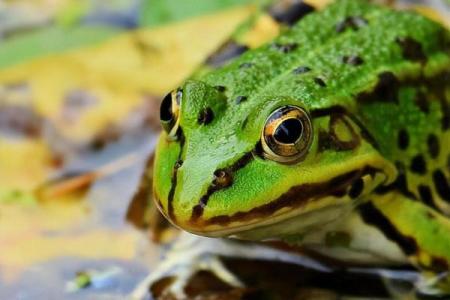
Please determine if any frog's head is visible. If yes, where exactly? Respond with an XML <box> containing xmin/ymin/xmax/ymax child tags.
<box><xmin>153</xmin><ymin>80</ymin><xmax>396</xmax><ymax>240</ymax></box>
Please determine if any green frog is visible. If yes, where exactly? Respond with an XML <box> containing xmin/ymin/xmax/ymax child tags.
<box><xmin>135</xmin><ymin>0</ymin><xmax>450</xmax><ymax>298</ymax></box>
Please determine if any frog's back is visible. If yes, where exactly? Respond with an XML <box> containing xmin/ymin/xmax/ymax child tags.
<box><xmin>203</xmin><ymin>0</ymin><xmax>450</xmax><ymax>215</ymax></box>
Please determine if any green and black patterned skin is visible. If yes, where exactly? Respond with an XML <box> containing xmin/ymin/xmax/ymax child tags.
<box><xmin>153</xmin><ymin>0</ymin><xmax>450</xmax><ymax>289</ymax></box>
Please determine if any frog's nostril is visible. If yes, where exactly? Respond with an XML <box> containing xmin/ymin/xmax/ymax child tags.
<box><xmin>213</xmin><ymin>170</ymin><xmax>233</xmax><ymax>188</ymax></box>
<box><xmin>197</xmin><ymin>107</ymin><xmax>214</xmax><ymax>125</ymax></box>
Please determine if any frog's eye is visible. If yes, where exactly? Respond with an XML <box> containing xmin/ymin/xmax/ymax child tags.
<box><xmin>160</xmin><ymin>88</ymin><xmax>182</xmax><ymax>139</ymax></box>
<box><xmin>261</xmin><ymin>105</ymin><xmax>313</xmax><ymax>164</ymax></box>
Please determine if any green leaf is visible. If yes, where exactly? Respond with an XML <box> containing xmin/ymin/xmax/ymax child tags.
<box><xmin>0</xmin><ymin>26</ymin><xmax>120</xmax><ymax>69</ymax></box>
<box><xmin>140</xmin><ymin>0</ymin><xmax>259</xmax><ymax>27</ymax></box>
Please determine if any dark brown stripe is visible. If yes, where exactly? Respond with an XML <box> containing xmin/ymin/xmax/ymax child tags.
<box><xmin>318</xmin><ymin>112</ymin><xmax>360</xmax><ymax>153</ymax></box>
<box><xmin>190</xmin><ymin>150</ymin><xmax>255</xmax><ymax>221</ymax></box>
<box><xmin>310</xmin><ymin>106</ymin><xmax>347</xmax><ymax>118</ymax></box>
<box><xmin>328</xmin><ymin>112</ymin><xmax>361</xmax><ymax>151</ymax></box>
<box><xmin>311</xmin><ymin>106</ymin><xmax>379</xmax><ymax>150</ymax></box>
<box><xmin>359</xmin><ymin>201</ymin><xmax>418</xmax><ymax>256</ymax></box>
<box><xmin>357</xmin><ymin>71</ymin><xmax>400</xmax><ymax>104</ymax></box>
<box><xmin>375</xmin><ymin>161</ymin><xmax>417</xmax><ymax>200</ymax></box>
<box><xmin>197</xmin><ymin>167</ymin><xmax>378</xmax><ymax>226</ymax></box>
<box><xmin>167</xmin><ymin>130</ymin><xmax>185</xmax><ymax>221</ymax></box>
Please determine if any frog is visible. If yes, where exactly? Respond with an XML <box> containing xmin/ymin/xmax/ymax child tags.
<box><xmin>133</xmin><ymin>0</ymin><xmax>450</xmax><ymax>298</ymax></box>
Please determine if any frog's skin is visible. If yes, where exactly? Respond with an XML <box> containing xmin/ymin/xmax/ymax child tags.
<box><xmin>150</xmin><ymin>0</ymin><xmax>450</xmax><ymax>296</ymax></box>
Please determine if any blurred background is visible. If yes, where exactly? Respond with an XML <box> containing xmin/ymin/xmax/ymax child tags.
<box><xmin>0</xmin><ymin>0</ymin><xmax>448</xmax><ymax>299</ymax></box>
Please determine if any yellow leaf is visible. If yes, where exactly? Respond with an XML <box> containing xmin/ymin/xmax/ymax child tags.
<box><xmin>0</xmin><ymin>137</ymin><xmax>52</xmax><ymax>191</ymax></box>
<box><xmin>0</xmin><ymin>5</ymin><xmax>256</xmax><ymax>142</ymax></box>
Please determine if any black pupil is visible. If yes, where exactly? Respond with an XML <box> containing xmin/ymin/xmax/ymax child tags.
<box><xmin>160</xmin><ymin>93</ymin><xmax>173</xmax><ymax>122</ymax></box>
<box><xmin>274</xmin><ymin>118</ymin><xmax>303</xmax><ymax>144</ymax></box>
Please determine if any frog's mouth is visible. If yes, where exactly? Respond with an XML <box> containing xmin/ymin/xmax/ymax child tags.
<box><xmin>176</xmin><ymin>163</ymin><xmax>392</xmax><ymax>239</ymax></box>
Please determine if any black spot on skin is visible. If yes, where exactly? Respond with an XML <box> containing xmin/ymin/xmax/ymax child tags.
<box><xmin>213</xmin><ymin>170</ymin><xmax>233</xmax><ymax>188</ymax></box>
<box><xmin>235</xmin><ymin>96</ymin><xmax>248</xmax><ymax>104</ymax></box>
<box><xmin>239</xmin><ymin>62</ymin><xmax>254</xmax><ymax>69</ymax></box>
<box><xmin>206</xmin><ymin>41</ymin><xmax>249</xmax><ymax>68</ymax></box>
<box><xmin>418</xmin><ymin>185</ymin><xmax>437</xmax><ymax>210</ymax></box>
<box><xmin>214</xmin><ymin>85</ymin><xmax>226</xmax><ymax>92</ymax></box>
<box><xmin>271</xmin><ymin>42</ymin><xmax>298</xmax><ymax>54</ymax></box>
<box><xmin>172</xmin><ymin>160</ymin><xmax>183</xmax><ymax>177</ymax></box>
<box><xmin>197</xmin><ymin>107</ymin><xmax>214</xmax><ymax>125</ymax></box>
<box><xmin>342</xmin><ymin>55</ymin><xmax>364</xmax><ymax>66</ymax></box>
<box><xmin>359</xmin><ymin>202</ymin><xmax>418</xmax><ymax>256</ymax></box>
<box><xmin>357</xmin><ymin>72</ymin><xmax>399</xmax><ymax>104</ymax></box>
<box><xmin>430</xmin><ymin>257</ymin><xmax>449</xmax><ymax>273</ymax></box>
<box><xmin>174</xmin><ymin>159</ymin><xmax>183</xmax><ymax>169</ymax></box>
<box><xmin>335</xmin><ymin>16</ymin><xmax>368</xmax><ymax>33</ymax></box>
<box><xmin>349</xmin><ymin>178</ymin><xmax>364</xmax><ymax>199</ymax></box>
<box><xmin>192</xmin><ymin>171</ymin><xmax>232</xmax><ymax>221</ymax></box>
<box><xmin>314</xmin><ymin>77</ymin><xmax>326</xmax><ymax>87</ymax></box>
<box><xmin>190</xmin><ymin>151</ymin><xmax>254</xmax><ymax>221</ymax></box>
<box><xmin>433</xmin><ymin>169</ymin><xmax>450</xmax><ymax>202</ymax></box>
<box><xmin>268</xmin><ymin>2</ymin><xmax>315</xmax><ymax>26</ymax></box>
<box><xmin>292</xmin><ymin>66</ymin><xmax>311</xmax><ymax>74</ymax></box>
<box><xmin>395</xmin><ymin>37</ymin><xmax>426</xmax><ymax>62</ymax></box>
<box><xmin>410</xmin><ymin>154</ymin><xmax>427</xmax><ymax>175</ymax></box>
<box><xmin>414</xmin><ymin>91</ymin><xmax>429</xmax><ymax>114</ymax></box>
<box><xmin>397</xmin><ymin>129</ymin><xmax>409</xmax><ymax>150</ymax></box>
<box><xmin>427</xmin><ymin>134</ymin><xmax>440</xmax><ymax>159</ymax></box>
